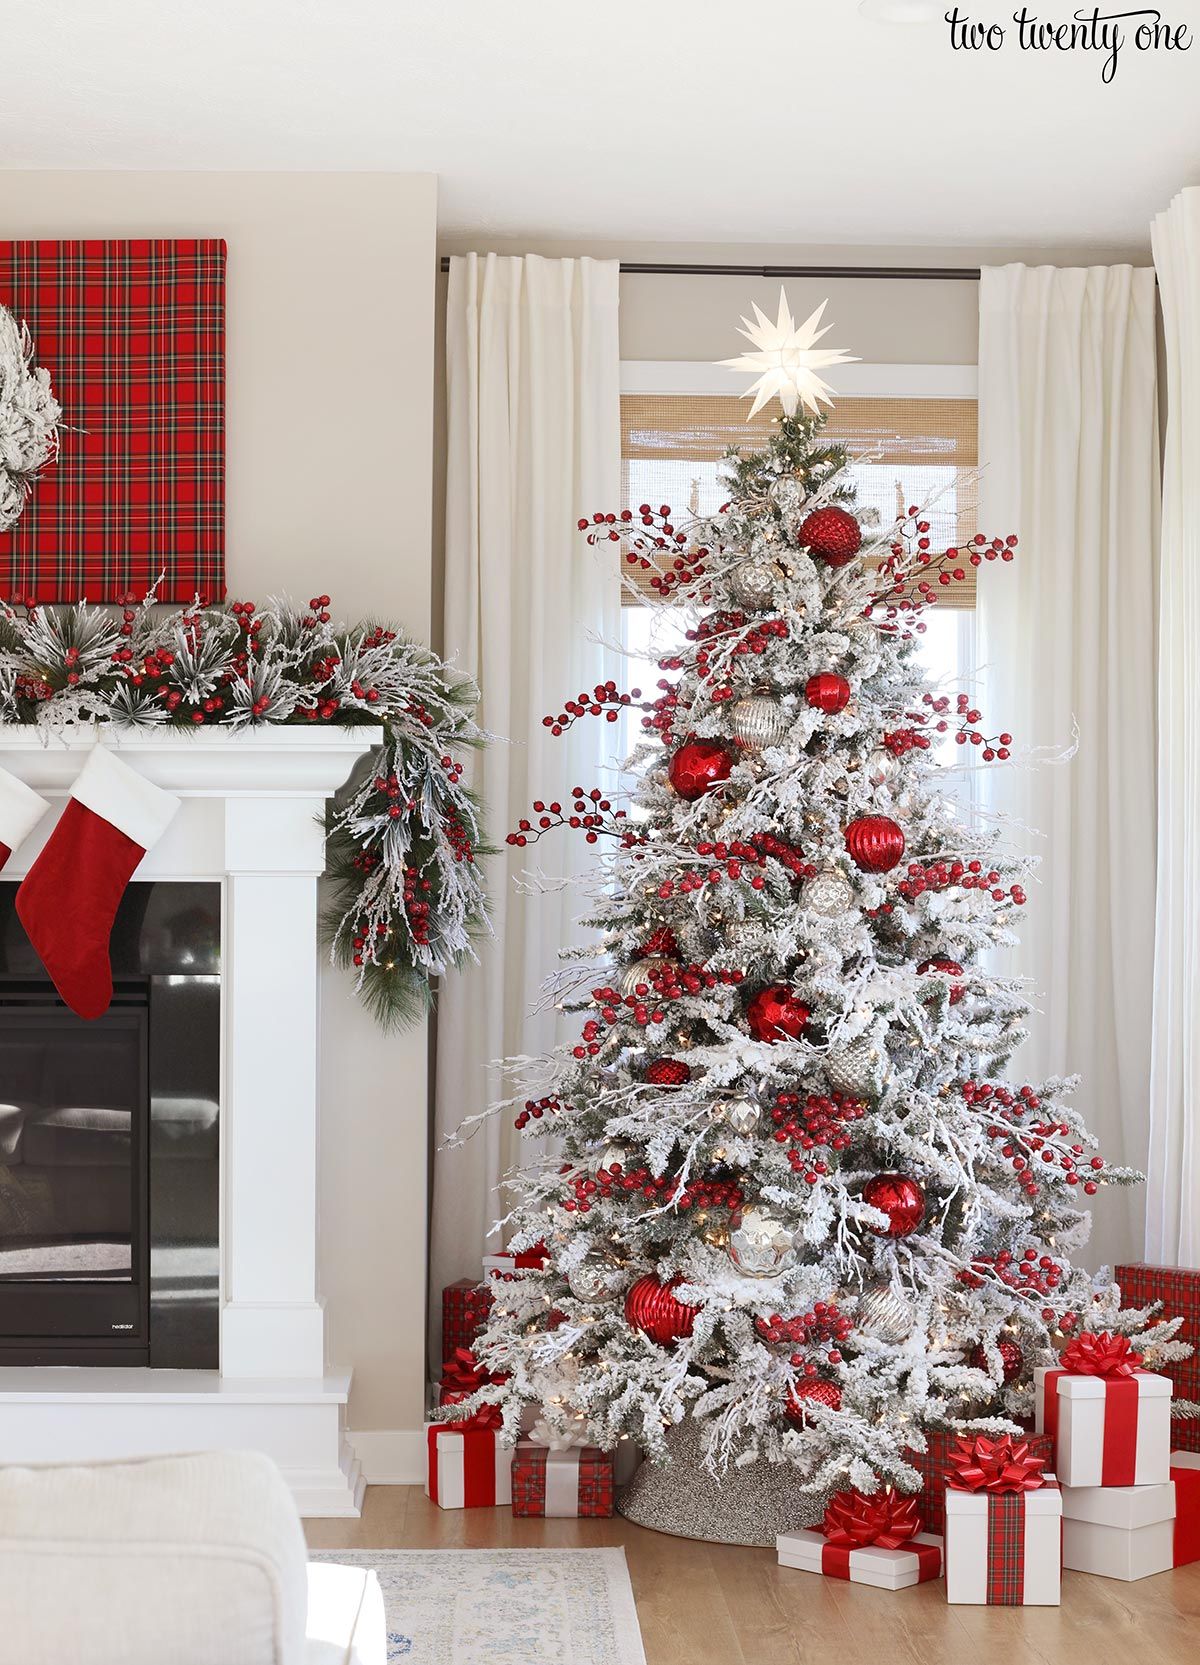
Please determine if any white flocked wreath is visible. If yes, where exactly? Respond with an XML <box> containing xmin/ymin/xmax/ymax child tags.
<box><xmin>0</xmin><ymin>301</ymin><xmax>62</xmax><ymax>532</ymax></box>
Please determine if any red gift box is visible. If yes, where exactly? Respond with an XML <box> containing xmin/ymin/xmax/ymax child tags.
<box><xmin>1173</xmin><ymin>1451</ymin><xmax>1200</xmax><ymax>1566</ymax></box>
<box><xmin>510</xmin><ymin>1439</ymin><xmax>615</xmax><ymax>1518</ymax></box>
<box><xmin>442</xmin><ymin>1279</ymin><xmax>492</xmax><ymax>1357</ymax></box>
<box><xmin>425</xmin><ymin>1410</ymin><xmax>512</xmax><ymax>1510</ymax></box>
<box><xmin>902</xmin><ymin>1429</ymin><xmax>1054</xmax><ymax>1536</ymax></box>
<box><xmin>1117</xmin><ymin>1264</ymin><xmax>1200</xmax><ymax>1452</ymax></box>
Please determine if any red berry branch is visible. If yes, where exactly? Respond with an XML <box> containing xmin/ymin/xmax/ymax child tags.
<box><xmin>506</xmin><ymin>789</ymin><xmax>634</xmax><ymax>849</ymax></box>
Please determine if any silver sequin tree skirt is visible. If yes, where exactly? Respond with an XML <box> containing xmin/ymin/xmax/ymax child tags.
<box><xmin>616</xmin><ymin>1419</ymin><xmax>831</xmax><ymax>1547</ymax></box>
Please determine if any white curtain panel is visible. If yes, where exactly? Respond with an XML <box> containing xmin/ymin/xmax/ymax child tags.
<box><xmin>1147</xmin><ymin>190</ymin><xmax>1200</xmax><ymax>1264</ymax></box>
<box><xmin>432</xmin><ymin>254</ymin><xmax>621</xmax><ymax>1350</ymax></box>
<box><xmin>978</xmin><ymin>263</ymin><xmax>1159</xmax><ymax>1271</ymax></box>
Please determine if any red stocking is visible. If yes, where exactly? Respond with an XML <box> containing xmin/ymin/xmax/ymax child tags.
<box><xmin>0</xmin><ymin>764</ymin><xmax>49</xmax><ymax>872</ymax></box>
<box><xmin>16</xmin><ymin>747</ymin><xmax>180</xmax><ymax>1019</ymax></box>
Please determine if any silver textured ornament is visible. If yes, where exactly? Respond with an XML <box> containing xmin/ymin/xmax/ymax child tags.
<box><xmin>596</xmin><ymin>1142</ymin><xmax>631</xmax><ymax>1175</ymax></box>
<box><xmin>730</xmin><ymin>556</ymin><xmax>779</xmax><ymax>610</ymax></box>
<box><xmin>867</xmin><ymin>746</ymin><xmax>900</xmax><ymax>787</ymax></box>
<box><xmin>802</xmin><ymin>866</ymin><xmax>855</xmax><ymax>918</ymax></box>
<box><xmin>620</xmin><ymin>957</ymin><xmax>671</xmax><ymax>999</ymax></box>
<box><xmin>855</xmin><ymin>1280</ymin><xmax>915</xmax><ymax>1343</ymax></box>
<box><xmin>568</xmin><ymin>1260</ymin><xmax>612</xmax><ymax>1303</ymax></box>
<box><xmin>730</xmin><ymin>693</ymin><xmax>790</xmax><ymax>752</ymax></box>
<box><xmin>826</xmin><ymin>1035</ymin><xmax>884</xmax><ymax>1097</ymax></box>
<box><xmin>727</xmin><ymin>1206</ymin><xmax>797</xmax><ymax>1278</ymax></box>
<box><xmin>708</xmin><ymin>1095</ymin><xmax>761</xmax><ymax>1137</ymax></box>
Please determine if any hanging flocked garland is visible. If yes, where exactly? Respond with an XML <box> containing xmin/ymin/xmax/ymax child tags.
<box><xmin>0</xmin><ymin>589</ymin><xmax>490</xmax><ymax>1031</ymax></box>
<box><xmin>0</xmin><ymin>301</ymin><xmax>62</xmax><ymax>532</ymax></box>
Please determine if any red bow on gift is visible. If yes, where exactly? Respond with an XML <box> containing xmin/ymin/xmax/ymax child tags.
<box><xmin>440</xmin><ymin>1347</ymin><xmax>490</xmax><ymax>1396</ymax></box>
<box><xmin>822</xmin><ymin>1487</ymin><xmax>923</xmax><ymax>1549</ymax></box>
<box><xmin>946</xmin><ymin>1433</ymin><xmax>1048</xmax><ymax>1494</ymax></box>
<box><xmin>1059</xmin><ymin>1330</ymin><xmax>1144</xmax><ymax>1379</ymax></box>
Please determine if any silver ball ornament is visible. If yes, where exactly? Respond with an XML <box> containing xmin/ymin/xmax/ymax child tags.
<box><xmin>730</xmin><ymin>693</ymin><xmax>790</xmax><ymax>752</ymax></box>
<box><xmin>726</xmin><ymin>1206</ymin><xmax>797</xmax><ymax>1278</ymax></box>
<box><xmin>867</xmin><ymin>746</ymin><xmax>900</xmax><ymax>787</ymax></box>
<box><xmin>620</xmin><ymin>957</ymin><xmax>671</xmax><ymax>999</ymax></box>
<box><xmin>802</xmin><ymin>867</ymin><xmax>855</xmax><ymax>918</ymax></box>
<box><xmin>855</xmin><ymin>1281</ymin><xmax>915</xmax><ymax>1343</ymax></box>
<box><xmin>826</xmin><ymin>1035</ymin><xmax>884</xmax><ymax>1097</ymax></box>
<box><xmin>730</xmin><ymin>557</ymin><xmax>779</xmax><ymax>610</ymax></box>
<box><xmin>568</xmin><ymin>1260</ymin><xmax>613</xmax><ymax>1303</ymax></box>
<box><xmin>596</xmin><ymin>1142</ymin><xmax>631</xmax><ymax>1176</ymax></box>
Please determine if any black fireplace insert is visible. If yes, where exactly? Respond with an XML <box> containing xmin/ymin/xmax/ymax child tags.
<box><xmin>0</xmin><ymin>882</ymin><xmax>220</xmax><ymax>1366</ymax></box>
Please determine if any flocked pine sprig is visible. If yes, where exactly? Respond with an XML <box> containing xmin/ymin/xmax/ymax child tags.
<box><xmin>0</xmin><ymin>585</ymin><xmax>491</xmax><ymax>1032</ymax></box>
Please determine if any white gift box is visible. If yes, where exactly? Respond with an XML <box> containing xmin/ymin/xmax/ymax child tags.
<box><xmin>944</xmin><ymin>1478</ymin><xmax>1062</xmax><ymax>1605</ymax></box>
<box><xmin>1034</xmin><ymin>1366</ymin><xmax>1172</xmax><ymax>1487</ymax></box>
<box><xmin>424</xmin><ymin>1422</ymin><xmax>513</xmax><ymax>1510</ymax></box>
<box><xmin>1061</xmin><ymin>1478</ymin><xmax>1175</xmax><ymax>1581</ymax></box>
<box><xmin>776</xmin><ymin>1529</ymin><xmax>943</xmax><ymax>1590</ymax></box>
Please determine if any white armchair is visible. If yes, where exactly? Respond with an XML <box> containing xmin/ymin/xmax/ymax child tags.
<box><xmin>0</xmin><ymin>1450</ymin><xmax>383</xmax><ymax>1665</ymax></box>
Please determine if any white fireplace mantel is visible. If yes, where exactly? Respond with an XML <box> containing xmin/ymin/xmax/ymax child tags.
<box><xmin>0</xmin><ymin>723</ymin><xmax>383</xmax><ymax>1515</ymax></box>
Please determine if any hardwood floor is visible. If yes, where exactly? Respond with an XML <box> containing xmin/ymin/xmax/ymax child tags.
<box><xmin>307</xmin><ymin>1485</ymin><xmax>1200</xmax><ymax>1665</ymax></box>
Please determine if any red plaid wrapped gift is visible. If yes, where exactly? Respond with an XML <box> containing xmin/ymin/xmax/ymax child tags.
<box><xmin>510</xmin><ymin>1435</ymin><xmax>615</xmax><ymax>1518</ymax></box>
<box><xmin>943</xmin><ymin>1436</ymin><xmax>1062</xmax><ymax>1606</ymax></box>
<box><xmin>902</xmin><ymin>1427</ymin><xmax>1053</xmax><ymax>1535</ymax></box>
<box><xmin>425</xmin><ymin>1408</ymin><xmax>513</xmax><ymax>1510</ymax></box>
<box><xmin>0</xmin><ymin>239</ymin><xmax>226</xmax><ymax>603</ymax></box>
<box><xmin>1034</xmin><ymin>1331</ymin><xmax>1172</xmax><ymax>1486</ymax></box>
<box><xmin>441</xmin><ymin>1279</ymin><xmax>492</xmax><ymax>1357</ymax></box>
<box><xmin>1117</xmin><ymin>1263</ymin><xmax>1200</xmax><ymax>1453</ymax></box>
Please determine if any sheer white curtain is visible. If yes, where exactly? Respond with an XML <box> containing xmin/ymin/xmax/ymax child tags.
<box><xmin>431</xmin><ymin>254</ymin><xmax>621</xmax><ymax>1354</ymax></box>
<box><xmin>1147</xmin><ymin>190</ymin><xmax>1200</xmax><ymax>1264</ymax></box>
<box><xmin>978</xmin><ymin>263</ymin><xmax>1160</xmax><ymax>1271</ymax></box>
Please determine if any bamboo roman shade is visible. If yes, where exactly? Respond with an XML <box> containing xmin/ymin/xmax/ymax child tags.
<box><xmin>619</xmin><ymin>393</ymin><xmax>979</xmax><ymax>607</ymax></box>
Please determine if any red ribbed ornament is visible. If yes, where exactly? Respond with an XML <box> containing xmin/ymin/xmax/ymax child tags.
<box><xmin>646</xmin><ymin>1056</ymin><xmax>691</xmax><ymax>1087</ymax></box>
<box><xmin>805</xmin><ymin>672</ymin><xmax>851</xmax><ymax>714</ymax></box>
<box><xmin>668</xmin><ymin>740</ymin><xmax>734</xmax><ymax>800</ymax></box>
<box><xmin>862</xmin><ymin>1172</ymin><xmax>926</xmax><ymax>1236</ymax></box>
<box><xmin>624</xmin><ymin>1274</ymin><xmax>701</xmax><ymax>1345</ymax></box>
<box><xmin>918</xmin><ymin>957</ymin><xmax>965</xmax><ymax>1003</ymax></box>
<box><xmin>785</xmin><ymin>1377</ymin><xmax>843</xmax><ymax>1423</ymax></box>
<box><xmin>969</xmin><ymin>1340</ymin><xmax>1025</xmax><ymax>1382</ymax></box>
<box><xmin>746</xmin><ymin>984</ymin><xmax>810</xmax><ymax>1043</ymax></box>
<box><xmin>798</xmin><ymin>506</ymin><xmax>862</xmax><ymax>567</ymax></box>
<box><xmin>844</xmin><ymin>815</ymin><xmax>905</xmax><ymax>873</ymax></box>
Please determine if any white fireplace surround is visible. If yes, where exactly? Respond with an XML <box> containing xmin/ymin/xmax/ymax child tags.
<box><xmin>0</xmin><ymin>724</ymin><xmax>382</xmax><ymax>1516</ymax></box>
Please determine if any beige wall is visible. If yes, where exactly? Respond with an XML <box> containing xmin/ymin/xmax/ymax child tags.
<box><xmin>1</xmin><ymin>171</ymin><xmax>438</xmax><ymax>1441</ymax></box>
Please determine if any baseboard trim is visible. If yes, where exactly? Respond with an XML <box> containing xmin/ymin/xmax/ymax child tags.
<box><xmin>348</xmin><ymin>1427</ymin><xmax>427</xmax><ymax>1485</ymax></box>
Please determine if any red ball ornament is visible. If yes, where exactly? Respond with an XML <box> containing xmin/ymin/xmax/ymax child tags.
<box><xmin>625</xmin><ymin>1274</ymin><xmax>701</xmax><ymax>1345</ymax></box>
<box><xmin>798</xmin><ymin>506</ymin><xmax>862</xmax><ymax>567</ymax></box>
<box><xmin>862</xmin><ymin>1173</ymin><xmax>926</xmax><ymax>1237</ymax></box>
<box><xmin>668</xmin><ymin>739</ymin><xmax>734</xmax><ymax>800</ymax></box>
<box><xmin>746</xmin><ymin>984</ymin><xmax>810</xmax><ymax>1043</ymax></box>
<box><xmin>844</xmin><ymin>815</ymin><xmax>905</xmax><ymax>873</ymax></box>
<box><xmin>969</xmin><ymin>1340</ymin><xmax>1025</xmax><ymax>1382</ymax></box>
<box><xmin>646</xmin><ymin>1056</ymin><xmax>691</xmax><ymax>1087</ymax></box>
<box><xmin>805</xmin><ymin>672</ymin><xmax>851</xmax><ymax>714</ymax></box>
<box><xmin>918</xmin><ymin>957</ymin><xmax>966</xmax><ymax>1004</ymax></box>
<box><xmin>785</xmin><ymin>1376</ymin><xmax>843</xmax><ymax>1424</ymax></box>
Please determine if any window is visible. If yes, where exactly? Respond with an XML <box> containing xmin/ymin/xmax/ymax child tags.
<box><xmin>618</xmin><ymin>373</ymin><xmax>979</xmax><ymax>775</ymax></box>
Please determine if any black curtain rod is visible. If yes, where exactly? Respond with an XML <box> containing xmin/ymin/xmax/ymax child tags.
<box><xmin>437</xmin><ymin>257</ymin><xmax>981</xmax><ymax>281</ymax></box>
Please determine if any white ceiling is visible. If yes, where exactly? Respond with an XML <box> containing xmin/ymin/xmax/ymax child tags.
<box><xmin>2</xmin><ymin>0</ymin><xmax>1196</xmax><ymax>250</ymax></box>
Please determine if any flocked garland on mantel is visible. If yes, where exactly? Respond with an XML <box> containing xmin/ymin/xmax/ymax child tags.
<box><xmin>0</xmin><ymin>588</ymin><xmax>491</xmax><ymax>1031</ymax></box>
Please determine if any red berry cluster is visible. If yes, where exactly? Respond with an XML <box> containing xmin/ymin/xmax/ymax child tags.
<box><xmin>303</xmin><ymin>594</ymin><xmax>333</xmax><ymax>627</ymax></box>
<box><xmin>917</xmin><ymin>692</ymin><xmax>1013</xmax><ymax>761</ymax></box>
<box><xmin>642</xmin><ymin>926</ymin><xmax>679</xmax><ymax>958</ymax></box>
<box><xmin>770</xmin><ymin>1091</ymin><xmax>866</xmax><ymax>1182</ymax></box>
<box><xmin>513</xmin><ymin>1094</ymin><xmax>564</xmax><ymax>1131</ymax></box>
<box><xmin>579</xmin><ymin>506</ymin><xmax>710</xmax><ymax>600</ymax></box>
<box><xmin>442</xmin><ymin>804</ymin><xmax>474</xmax><ymax>864</ymax></box>
<box><xmin>897</xmin><ymin>859</ymin><xmax>1027</xmax><ymax>907</ymax></box>
<box><xmin>882</xmin><ymin>727</ymin><xmax>930</xmax><ymax>757</ymax></box>
<box><xmin>871</xmin><ymin>519</ymin><xmax>1018</xmax><ymax>634</ymax></box>
<box><xmin>506</xmin><ymin>789</ymin><xmax>633</xmax><ymax>849</ymax></box>
<box><xmin>402</xmin><ymin>866</ymin><xmax>432</xmax><ymax>945</ymax></box>
<box><xmin>964</xmin><ymin>1080</ymin><xmax>1104</xmax><ymax>1197</ymax></box>
<box><xmin>960</xmin><ymin>1246</ymin><xmax>1066</xmax><ymax>1304</ymax></box>
<box><xmin>541</xmin><ymin>680</ymin><xmax>643</xmax><ymax>736</ymax></box>
<box><xmin>639</xmin><ymin>681</ymin><xmax>681</xmax><ymax>744</ymax></box>
<box><xmin>565</xmin><ymin>1159</ymin><xmax>742</xmax><ymax>1215</ymax></box>
<box><xmin>756</xmin><ymin>1300</ymin><xmax>852</xmax><ymax>1366</ymax></box>
<box><xmin>374</xmin><ymin>770</ymin><xmax>418</xmax><ymax>822</ymax></box>
<box><xmin>690</xmin><ymin>613</ymin><xmax>790</xmax><ymax>702</ymax></box>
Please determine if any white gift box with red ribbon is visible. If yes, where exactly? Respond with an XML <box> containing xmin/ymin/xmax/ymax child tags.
<box><xmin>776</xmin><ymin>1529</ymin><xmax>943</xmax><ymax>1590</ymax></box>
<box><xmin>1034</xmin><ymin>1366</ymin><xmax>1172</xmax><ymax>1487</ymax></box>
<box><xmin>424</xmin><ymin>1421</ymin><xmax>513</xmax><ymax>1510</ymax></box>
<box><xmin>944</xmin><ymin>1477</ymin><xmax>1062</xmax><ymax>1606</ymax></box>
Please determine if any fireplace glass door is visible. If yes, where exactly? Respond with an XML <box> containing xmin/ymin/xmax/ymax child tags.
<box><xmin>0</xmin><ymin>999</ymin><xmax>148</xmax><ymax>1349</ymax></box>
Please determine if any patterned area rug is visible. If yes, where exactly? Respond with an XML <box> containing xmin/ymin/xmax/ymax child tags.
<box><xmin>309</xmin><ymin>1547</ymin><xmax>646</xmax><ymax>1665</ymax></box>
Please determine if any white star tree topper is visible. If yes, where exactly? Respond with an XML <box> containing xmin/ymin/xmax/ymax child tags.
<box><xmin>720</xmin><ymin>291</ymin><xmax>858</xmax><ymax>419</ymax></box>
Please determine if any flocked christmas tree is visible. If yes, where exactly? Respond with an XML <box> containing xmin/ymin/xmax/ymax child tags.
<box><xmin>459</xmin><ymin>295</ymin><xmax>1184</xmax><ymax>1499</ymax></box>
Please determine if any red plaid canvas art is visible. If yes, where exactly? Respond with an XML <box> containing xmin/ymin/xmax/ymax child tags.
<box><xmin>0</xmin><ymin>239</ymin><xmax>226</xmax><ymax>603</ymax></box>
